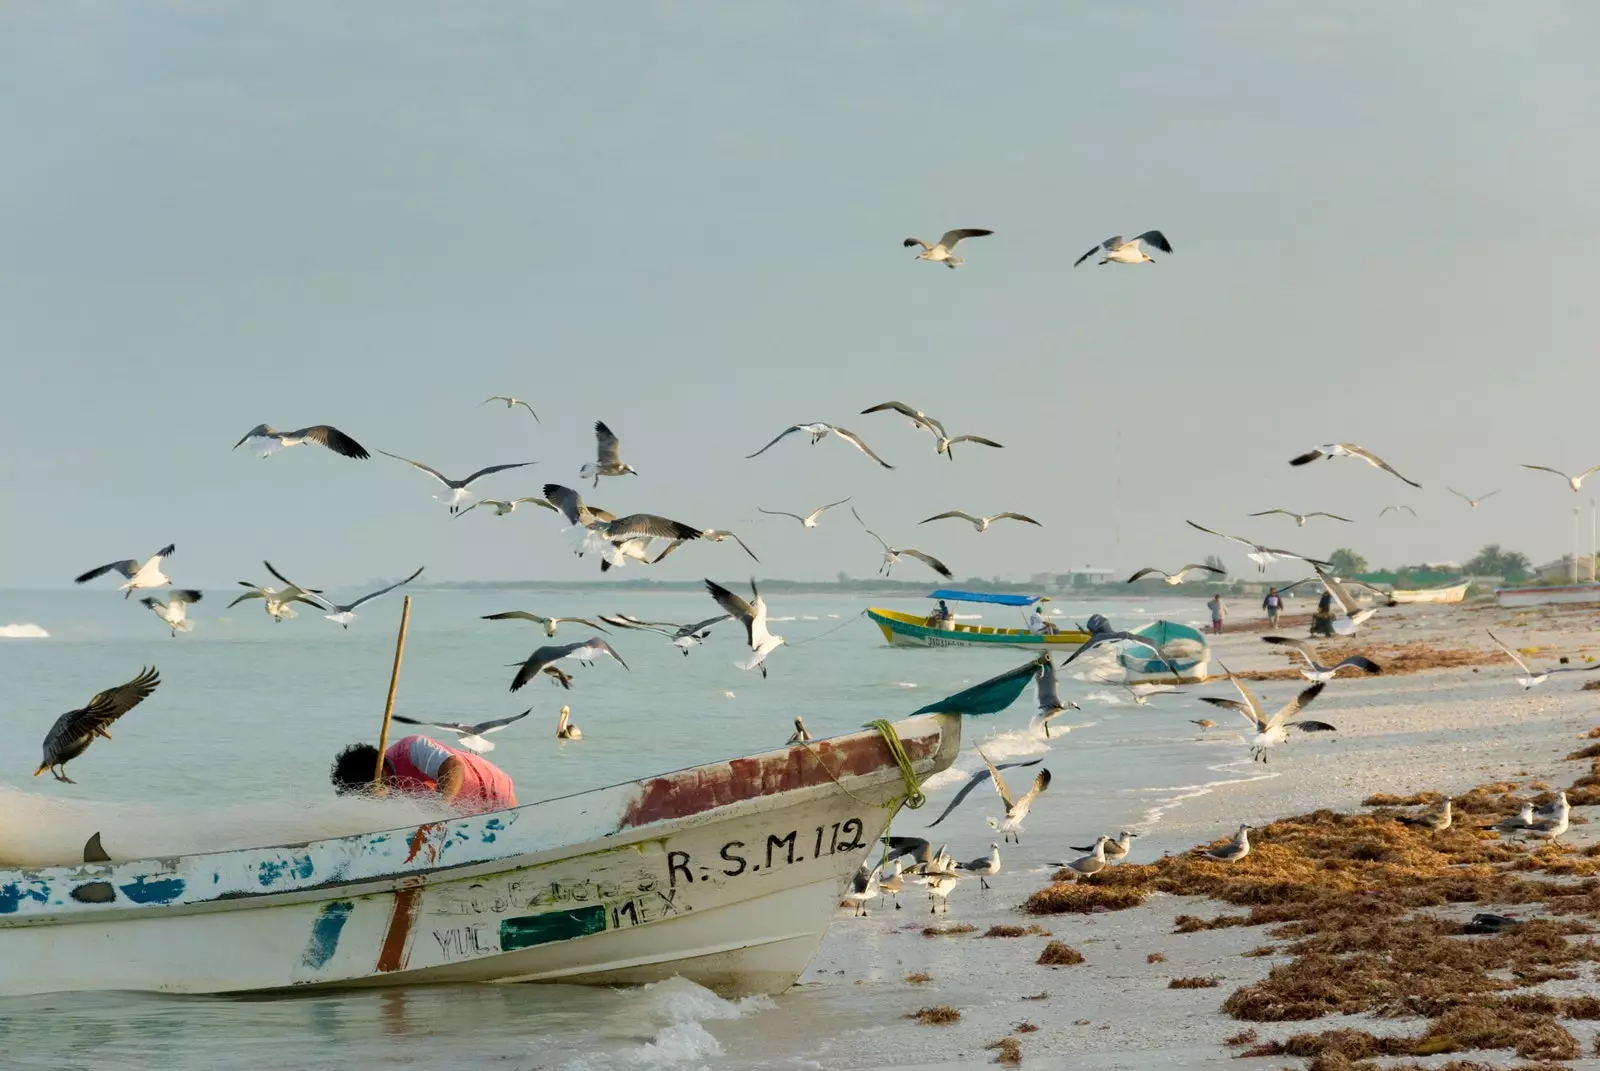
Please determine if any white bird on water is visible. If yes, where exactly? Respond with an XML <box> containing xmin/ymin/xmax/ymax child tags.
<box><xmin>705</xmin><ymin>578</ymin><xmax>786</xmax><ymax>677</ymax></box>
<box><xmin>379</xmin><ymin>452</ymin><xmax>536</xmax><ymax>514</ymax></box>
<box><xmin>1448</xmin><ymin>488</ymin><xmax>1500</xmax><ymax>509</ymax></box>
<box><xmin>75</xmin><ymin>544</ymin><xmax>176</xmax><ymax>599</ymax></box>
<box><xmin>1073</xmin><ymin>230</ymin><xmax>1174</xmax><ymax>266</ymax></box>
<box><xmin>1261</xmin><ymin>636</ymin><xmax>1383</xmax><ymax>682</ymax></box>
<box><xmin>919</xmin><ymin>510</ymin><xmax>1041</xmax><ymax>533</ymax></box>
<box><xmin>232</xmin><ymin>423</ymin><xmax>369</xmax><ymax>460</ymax></box>
<box><xmin>140</xmin><ymin>590</ymin><xmax>202</xmax><ymax>636</ymax></box>
<box><xmin>1521</xmin><ymin>463</ymin><xmax>1600</xmax><ymax>492</ymax></box>
<box><xmin>1289</xmin><ymin>443</ymin><xmax>1421</xmax><ymax>488</ymax></box>
<box><xmin>1248</xmin><ymin>509</ymin><xmax>1353</xmax><ymax>527</ymax></box>
<box><xmin>1199</xmin><ymin>664</ymin><xmax>1334</xmax><ymax>763</ymax></box>
<box><xmin>1486</xmin><ymin>631</ymin><xmax>1600</xmax><ymax>690</ymax></box>
<box><xmin>391</xmin><ymin>710</ymin><xmax>531</xmax><ymax>754</ymax></box>
<box><xmin>479</xmin><ymin>395</ymin><xmax>539</xmax><ymax>422</ymax></box>
<box><xmin>556</xmin><ymin>706</ymin><xmax>581</xmax><ymax>740</ymax></box>
<box><xmin>745</xmin><ymin>423</ymin><xmax>894</xmax><ymax>469</ymax></box>
<box><xmin>580</xmin><ymin>421</ymin><xmax>638</xmax><ymax>487</ymax></box>
<box><xmin>1126</xmin><ymin>564</ymin><xmax>1226</xmax><ymax>585</ymax></box>
<box><xmin>758</xmin><ymin>497</ymin><xmax>853</xmax><ymax>529</ymax></box>
<box><xmin>903</xmin><ymin>227</ymin><xmax>993</xmax><ymax>268</ymax></box>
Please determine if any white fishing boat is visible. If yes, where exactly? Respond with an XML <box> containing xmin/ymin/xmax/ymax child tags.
<box><xmin>1496</xmin><ymin>583</ymin><xmax>1600</xmax><ymax>608</ymax></box>
<box><xmin>0</xmin><ymin>714</ymin><xmax>958</xmax><ymax>999</ymax></box>
<box><xmin>1387</xmin><ymin>580</ymin><xmax>1469</xmax><ymax>605</ymax></box>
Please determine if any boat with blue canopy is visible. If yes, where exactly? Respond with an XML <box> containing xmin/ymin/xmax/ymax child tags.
<box><xmin>865</xmin><ymin>590</ymin><xmax>1090</xmax><ymax>648</ymax></box>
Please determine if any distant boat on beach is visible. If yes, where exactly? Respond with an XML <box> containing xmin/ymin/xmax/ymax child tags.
<box><xmin>1387</xmin><ymin>581</ymin><xmax>1469</xmax><ymax>605</ymax></box>
<box><xmin>1496</xmin><ymin>583</ymin><xmax>1600</xmax><ymax>608</ymax></box>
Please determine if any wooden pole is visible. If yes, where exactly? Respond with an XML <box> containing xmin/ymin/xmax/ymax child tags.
<box><xmin>373</xmin><ymin>595</ymin><xmax>413</xmax><ymax>786</ymax></box>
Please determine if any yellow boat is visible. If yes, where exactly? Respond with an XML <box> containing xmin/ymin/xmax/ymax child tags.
<box><xmin>865</xmin><ymin>591</ymin><xmax>1089</xmax><ymax>648</ymax></box>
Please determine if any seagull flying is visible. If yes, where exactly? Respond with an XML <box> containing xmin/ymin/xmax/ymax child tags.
<box><xmin>1117</xmin><ymin>681</ymin><xmax>1186</xmax><ymax>706</ymax></box>
<box><xmin>140</xmin><ymin>590</ymin><xmax>202</xmax><ymax>637</ymax></box>
<box><xmin>481</xmin><ymin>610</ymin><xmax>613</xmax><ymax>637</ymax></box>
<box><xmin>1248</xmin><ymin>509</ymin><xmax>1353</xmax><ymax>527</ymax></box>
<box><xmin>1126</xmin><ymin>564</ymin><xmax>1226</xmax><ymax>585</ymax></box>
<box><xmin>1312</xmin><ymin>565</ymin><xmax>1379</xmax><ymax>635</ymax></box>
<box><xmin>1262</xmin><ymin>636</ymin><xmax>1382</xmax><ymax>682</ymax></box>
<box><xmin>543</xmin><ymin>484</ymin><xmax>703</xmax><ymax>569</ymax></box>
<box><xmin>859</xmin><ymin>401</ymin><xmax>1003</xmax><ymax>460</ymax></box>
<box><xmin>455</xmin><ymin>497</ymin><xmax>555</xmax><ymax>518</ymax></box>
<box><xmin>758</xmin><ymin>497</ymin><xmax>853</xmax><ymax>529</ymax></box>
<box><xmin>74</xmin><ymin>544</ymin><xmax>176</xmax><ymax>599</ymax></box>
<box><xmin>379</xmin><ymin>452</ymin><xmax>536</xmax><ymax>514</ymax></box>
<box><xmin>852</xmin><ymin>506</ymin><xmax>953</xmax><ymax>579</ymax></box>
<box><xmin>1185</xmin><ymin>520</ymin><xmax>1333</xmax><ymax>573</ymax></box>
<box><xmin>599</xmin><ymin>612</ymin><xmax>732</xmax><ymax>655</ymax></box>
<box><xmin>35</xmin><ymin>667</ymin><xmax>160</xmax><ymax>783</ymax></box>
<box><xmin>1033</xmin><ymin>656</ymin><xmax>1080</xmax><ymax>737</ymax></box>
<box><xmin>1289</xmin><ymin>443</ymin><xmax>1421</xmax><ymax>488</ymax></box>
<box><xmin>650</xmin><ymin>529</ymin><xmax>760</xmax><ymax>565</ymax></box>
<box><xmin>509</xmin><ymin>637</ymin><xmax>629</xmax><ymax>692</ymax></box>
<box><xmin>1199</xmin><ymin>664</ymin><xmax>1333</xmax><ymax>762</ymax></box>
<box><xmin>232</xmin><ymin>424</ymin><xmax>369</xmax><ymax>460</ymax></box>
<box><xmin>1521</xmin><ymin>463</ymin><xmax>1600</xmax><ymax>492</ymax></box>
<box><xmin>903</xmin><ymin>227</ymin><xmax>993</xmax><ymax>268</ymax></box>
<box><xmin>1486</xmin><ymin>630</ymin><xmax>1600</xmax><ymax>689</ymax></box>
<box><xmin>479</xmin><ymin>396</ymin><xmax>539</xmax><ymax>422</ymax></box>
<box><xmin>745</xmin><ymin>423</ymin><xmax>894</xmax><ymax>468</ymax></box>
<box><xmin>925</xmin><ymin>752</ymin><xmax>1049</xmax><ymax>842</ymax></box>
<box><xmin>228</xmin><ymin>562</ymin><xmax>326</xmax><ymax>622</ymax></box>
<box><xmin>1378</xmin><ymin>504</ymin><xmax>1417</xmax><ymax>518</ymax></box>
<box><xmin>1057</xmin><ymin>615</ymin><xmax>1181</xmax><ymax>678</ymax></box>
<box><xmin>1073</xmin><ymin>230</ymin><xmax>1173</xmax><ymax>267</ymax></box>
<box><xmin>919</xmin><ymin>510</ymin><xmax>1041</xmax><ymax>533</ymax></box>
<box><xmin>391</xmin><ymin>710</ymin><xmax>531</xmax><ymax>754</ymax></box>
<box><xmin>302</xmin><ymin>566</ymin><xmax>424</xmax><ymax>628</ymax></box>
<box><xmin>579</xmin><ymin>421</ymin><xmax>638</xmax><ymax>487</ymax></box>
<box><xmin>1448</xmin><ymin>488</ymin><xmax>1500</xmax><ymax>509</ymax></box>
<box><xmin>705</xmin><ymin>578</ymin><xmax>786</xmax><ymax>677</ymax></box>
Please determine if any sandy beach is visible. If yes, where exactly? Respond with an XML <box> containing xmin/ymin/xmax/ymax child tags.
<box><xmin>773</xmin><ymin>598</ymin><xmax>1600</xmax><ymax>1070</ymax></box>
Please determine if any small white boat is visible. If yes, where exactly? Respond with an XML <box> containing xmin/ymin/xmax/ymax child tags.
<box><xmin>1496</xmin><ymin>583</ymin><xmax>1600</xmax><ymax>608</ymax></box>
<box><xmin>1388</xmin><ymin>581</ymin><xmax>1469</xmax><ymax>605</ymax></box>
<box><xmin>0</xmin><ymin>715</ymin><xmax>959</xmax><ymax>998</ymax></box>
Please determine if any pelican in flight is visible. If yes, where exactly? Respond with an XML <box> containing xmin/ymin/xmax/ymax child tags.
<box><xmin>379</xmin><ymin>452</ymin><xmax>535</xmax><ymax>513</ymax></box>
<box><xmin>391</xmin><ymin>710</ymin><xmax>530</xmax><ymax>754</ymax></box>
<box><xmin>232</xmin><ymin>423</ymin><xmax>368</xmax><ymax>459</ymax></box>
<box><xmin>1185</xmin><ymin>521</ymin><xmax>1332</xmax><ymax>573</ymax></box>
<box><xmin>851</xmin><ymin>507</ymin><xmax>953</xmax><ymax>578</ymax></box>
<box><xmin>1289</xmin><ymin>443</ymin><xmax>1421</xmax><ymax>488</ymax></box>
<box><xmin>903</xmin><ymin>227</ymin><xmax>993</xmax><ymax>268</ymax></box>
<box><xmin>1261</xmin><ymin>636</ymin><xmax>1382</xmax><ymax>681</ymax></box>
<box><xmin>1073</xmin><ymin>230</ymin><xmax>1173</xmax><ymax>267</ymax></box>
<box><xmin>1379</xmin><ymin>504</ymin><xmax>1417</xmax><ymax>518</ymax></box>
<box><xmin>140</xmin><ymin>590</ymin><xmax>202</xmax><ymax>636</ymax></box>
<box><xmin>74</xmin><ymin>544</ymin><xmax>176</xmax><ymax>599</ymax></box>
<box><xmin>1199</xmin><ymin>664</ymin><xmax>1334</xmax><ymax>762</ymax></box>
<box><xmin>35</xmin><ymin>667</ymin><xmax>161</xmax><ymax>783</ymax></box>
<box><xmin>859</xmin><ymin>401</ymin><xmax>1002</xmax><ymax>460</ymax></box>
<box><xmin>745</xmin><ymin>423</ymin><xmax>893</xmax><ymax>469</ymax></box>
<box><xmin>758</xmin><ymin>497</ymin><xmax>852</xmax><ymax>529</ymax></box>
<box><xmin>455</xmin><ymin>497</ymin><xmax>555</xmax><ymax>518</ymax></box>
<box><xmin>1126</xmin><ymin>563</ymin><xmax>1225</xmax><ymax>585</ymax></box>
<box><xmin>1486</xmin><ymin>630</ymin><xmax>1600</xmax><ymax>690</ymax></box>
<box><xmin>919</xmin><ymin>510</ymin><xmax>1041</xmax><ymax>533</ymax></box>
<box><xmin>479</xmin><ymin>395</ymin><xmax>539</xmax><ymax>422</ymax></box>
<box><xmin>705</xmin><ymin>578</ymin><xmax>786</xmax><ymax>677</ymax></box>
<box><xmin>1448</xmin><ymin>488</ymin><xmax>1500</xmax><ymax>509</ymax></box>
<box><xmin>1521</xmin><ymin>463</ymin><xmax>1600</xmax><ymax>492</ymax></box>
<box><xmin>1248</xmin><ymin>509</ymin><xmax>1353</xmax><ymax>527</ymax></box>
<box><xmin>580</xmin><ymin>421</ymin><xmax>637</xmax><ymax>487</ymax></box>
<box><xmin>481</xmin><ymin>610</ymin><xmax>612</xmax><ymax>637</ymax></box>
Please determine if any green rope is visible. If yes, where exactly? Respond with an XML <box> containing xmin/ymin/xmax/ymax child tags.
<box><xmin>863</xmin><ymin>718</ymin><xmax>926</xmax><ymax>811</ymax></box>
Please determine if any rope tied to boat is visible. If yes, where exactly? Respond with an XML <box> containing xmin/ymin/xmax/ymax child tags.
<box><xmin>862</xmin><ymin>718</ymin><xmax>926</xmax><ymax>811</ymax></box>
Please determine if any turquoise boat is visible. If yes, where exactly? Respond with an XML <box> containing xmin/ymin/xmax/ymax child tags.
<box><xmin>1117</xmin><ymin>618</ymin><xmax>1210</xmax><ymax>683</ymax></box>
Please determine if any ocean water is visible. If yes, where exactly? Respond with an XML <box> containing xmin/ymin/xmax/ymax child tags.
<box><xmin>0</xmin><ymin>587</ymin><xmax>1258</xmax><ymax>1070</ymax></box>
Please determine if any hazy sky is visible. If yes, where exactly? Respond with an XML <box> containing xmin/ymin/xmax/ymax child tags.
<box><xmin>2</xmin><ymin>2</ymin><xmax>1596</xmax><ymax>591</ymax></box>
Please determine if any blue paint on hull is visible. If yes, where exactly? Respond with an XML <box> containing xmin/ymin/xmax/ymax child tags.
<box><xmin>301</xmin><ymin>900</ymin><xmax>355</xmax><ymax>969</ymax></box>
<box><xmin>258</xmin><ymin>855</ymin><xmax>315</xmax><ymax>887</ymax></box>
<box><xmin>119</xmin><ymin>877</ymin><xmax>186</xmax><ymax>904</ymax></box>
<box><xmin>0</xmin><ymin>882</ymin><xmax>50</xmax><ymax>914</ymax></box>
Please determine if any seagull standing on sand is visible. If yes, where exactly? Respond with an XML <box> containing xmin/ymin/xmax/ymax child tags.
<box><xmin>140</xmin><ymin>590</ymin><xmax>202</xmax><ymax>636</ymax></box>
<box><xmin>842</xmin><ymin>863</ymin><xmax>882</xmax><ymax>916</ymax></box>
<box><xmin>1202</xmin><ymin>825</ymin><xmax>1253</xmax><ymax>863</ymax></box>
<box><xmin>1535</xmin><ymin>791</ymin><xmax>1569</xmax><ymax>822</ymax></box>
<box><xmin>1486</xmin><ymin>631</ymin><xmax>1600</xmax><ymax>689</ymax></box>
<box><xmin>479</xmin><ymin>396</ymin><xmax>539</xmax><ymax>421</ymax></box>
<box><xmin>1397</xmin><ymin>796</ymin><xmax>1452</xmax><ymax>832</ymax></box>
<box><xmin>35</xmin><ymin>667</ymin><xmax>160</xmax><ymax>783</ymax></box>
<box><xmin>1185</xmin><ymin>521</ymin><xmax>1333</xmax><ymax>573</ymax></box>
<box><xmin>758</xmin><ymin>498</ymin><xmax>852</xmax><ymax>529</ymax></box>
<box><xmin>580</xmin><ymin>421</ymin><xmax>637</xmax><ymax>487</ymax></box>
<box><xmin>1033</xmin><ymin>656</ymin><xmax>1080</xmax><ymax>737</ymax></box>
<box><xmin>379</xmin><ymin>452</ymin><xmax>535</xmax><ymax>514</ymax></box>
<box><xmin>879</xmin><ymin>859</ymin><xmax>906</xmax><ymax>909</ymax></box>
<box><xmin>1448</xmin><ymin>488</ymin><xmax>1500</xmax><ymax>508</ymax></box>
<box><xmin>232</xmin><ymin>424</ymin><xmax>368</xmax><ymax>459</ymax></box>
<box><xmin>1054</xmin><ymin>836</ymin><xmax>1109</xmax><ymax>880</ymax></box>
<box><xmin>1262</xmin><ymin>636</ymin><xmax>1382</xmax><ymax>681</ymax></box>
<box><xmin>1487</xmin><ymin>802</ymin><xmax>1536</xmax><ymax>834</ymax></box>
<box><xmin>957</xmin><ymin>844</ymin><xmax>1002</xmax><ymax>890</ymax></box>
<box><xmin>1521</xmin><ymin>463</ymin><xmax>1600</xmax><ymax>492</ymax></box>
<box><xmin>919</xmin><ymin>510</ymin><xmax>1041</xmax><ymax>533</ymax></box>
<box><xmin>852</xmin><ymin>506</ymin><xmax>953</xmax><ymax>579</ymax></box>
<box><xmin>556</xmin><ymin>706</ymin><xmax>581</xmax><ymax>740</ymax></box>
<box><xmin>302</xmin><ymin>567</ymin><xmax>425</xmax><ymax>629</ymax></box>
<box><xmin>859</xmin><ymin>401</ymin><xmax>1003</xmax><ymax>460</ymax></box>
<box><xmin>746</xmin><ymin>423</ymin><xmax>894</xmax><ymax>468</ymax></box>
<box><xmin>1126</xmin><ymin>564</ymin><xmax>1226</xmax><ymax>585</ymax></box>
<box><xmin>74</xmin><ymin>544</ymin><xmax>176</xmax><ymax>599</ymax></box>
<box><xmin>1289</xmin><ymin>443</ymin><xmax>1422</xmax><ymax>488</ymax></box>
<box><xmin>705</xmin><ymin>578</ymin><xmax>786</xmax><ymax>677</ymax></box>
<box><xmin>1069</xmin><ymin>831</ymin><xmax>1137</xmax><ymax>863</ymax></box>
<box><xmin>391</xmin><ymin>710</ymin><xmax>530</xmax><ymax>754</ymax></box>
<box><xmin>1248</xmin><ymin>509</ymin><xmax>1353</xmax><ymax>527</ymax></box>
<box><xmin>1199</xmin><ymin>665</ymin><xmax>1333</xmax><ymax>763</ymax></box>
<box><xmin>1073</xmin><ymin>231</ymin><xmax>1173</xmax><ymax>266</ymax></box>
<box><xmin>509</xmin><ymin>638</ymin><xmax>629</xmax><ymax>692</ymax></box>
<box><xmin>482</xmin><ymin>610</ymin><xmax>613</xmax><ymax>637</ymax></box>
<box><xmin>1520</xmin><ymin>809</ymin><xmax>1569</xmax><ymax>845</ymax></box>
<box><xmin>903</xmin><ymin>228</ymin><xmax>993</xmax><ymax>268</ymax></box>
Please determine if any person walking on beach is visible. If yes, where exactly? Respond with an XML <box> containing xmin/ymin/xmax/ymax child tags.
<box><xmin>1207</xmin><ymin>593</ymin><xmax>1227</xmax><ymax>635</ymax></box>
<box><xmin>1262</xmin><ymin>587</ymin><xmax>1283</xmax><ymax>627</ymax></box>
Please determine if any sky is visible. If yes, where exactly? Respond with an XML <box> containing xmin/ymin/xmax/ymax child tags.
<box><xmin>1</xmin><ymin>1</ymin><xmax>1597</xmax><ymax>591</ymax></box>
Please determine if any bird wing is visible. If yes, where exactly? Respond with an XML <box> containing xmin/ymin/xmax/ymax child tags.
<box><xmin>757</xmin><ymin>507</ymin><xmax>806</xmax><ymax>522</ymax></box>
<box><xmin>898</xmin><ymin>549</ymin><xmax>954</xmax><ymax>578</ymax></box>
<box><xmin>1307</xmin><ymin>512</ymin><xmax>1354</xmax><ymax>522</ymax></box>
<box><xmin>1216</xmin><ymin>662</ymin><xmax>1268</xmax><ymax>727</ymax></box>
<box><xmin>74</xmin><ymin>559</ymin><xmax>139</xmax><ymax>583</ymax></box>
<box><xmin>377</xmin><ymin>451</ymin><xmax>453</xmax><ymax>487</ymax></box>
<box><xmin>902</xmin><ymin>237</ymin><xmax>931</xmax><ymax>251</ymax></box>
<box><xmin>459</xmin><ymin>461</ymin><xmax>535</xmax><ymax>487</ymax></box>
<box><xmin>1334</xmin><ymin>656</ymin><xmax>1383</xmax><ymax>675</ymax></box>
<box><xmin>589</xmin><ymin>638</ymin><xmax>629</xmax><ymax>670</ymax></box>
<box><xmin>947</xmin><ymin>435</ymin><xmax>1004</xmax><ymax>449</ymax></box>
<box><xmin>938</xmin><ymin>228</ymin><xmax>992</xmax><ymax>248</ymax></box>
<box><xmin>603</xmin><ymin>514</ymin><xmax>704</xmax><ymax>542</ymax></box>
<box><xmin>675</xmin><ymin>613</ymin><xmax>733</xmax><ymax>638</ymax></box>
<box><xmin>924</xmin><ymin>758</ymin><xmax>1042</xmax><ymax>828</ymax></box>
<box><xmin>805</xmin><ymin>497</ymin><xmax>852</xmax><ymax>523</ymax></box>
<box><xmin>594</xmin><ymin>421</ymin><xmax>622</xmax><ymax>464</ymax></box>
<box><xmin>516</xmin><ymin>497</ymin><xmax>557</xmax><ymax>511</ymax></box>
<box><xmin>1264</xmin><ymin>681</ymin><xmax>1326</xmax><ymax>732</ymax></box>
<box><xmin>80</xmin><ymin>666</ymin><xmax>161</xmax><ymax>732</ymax></box>
<box><xmin>599</xmin><ymin>614</ymin><xmax>678</xmax><ymax>636</ymax></box>
<box><xmin>919</xmin><ymin>511</ymin><xmax>978</xmax><ymax>525</ymax></box>
<box><xmin>469</xmin><ymin>709</ymin><xmax>533</xmax><ymax>734</ymax></box>
<box><xmin>339</xmin><ymin>566</ymin><xmax>425</xmax><ymax>611</ymax></box>
<box><xmin>510</xmin><ymin>644</ymin><xmax>581</xmax><ymax>692</ymax></box>
<box><xmin>1133</xmin><ymin>230</ymin><xmax>1173</xmax><ymax>254</ymax></box>
<box><xmin>263</xmin><ymin>561</ymin><xmax>324</xmax><ymax>601</ymax></box>
<box><xmin>1447</xmin><ymin>487</ymin><xmax>1471</xmax><ymax>502</ymax></box>
<box><xmin>1035</xmin><ymin>658</ymin><xmax>1062</xmax><ymax>713</ymax></box>
<box><xmin>294</xmin><ymin>425</ymin><xmax>369</xmax><ymax>459</ymax></box>
<box><xmin>849</xmin><ymin>506</ymin><xmax>892</xmax><ymax>552</ymax></box>
<box><xmin>1180</xmin><ymin>564</ymin><xmax>1226</xmax><ymax>579</ymax></box>
<box><xmin>1184</xmin><ymin>520</ymin><xmax>1255</xmax><ymax>549</ymax></box>
<box><xmin>1580</xmin><ymin>464</ymin><xmax>1600</xmax><ymax>481</ymax></box>
<box><xmin>390</xmin><ymin>714</ymin><xmax>474</xmax><ymax>734</ymax></box>
<box><xmin>228</xmin><ymin>586</ymin><xmax>266</xmax><ymax>607</ymax></box>
<box><xmin>541</xmin><ymin>484</ymin><xmax>588</xmax><ymax>526</ymax></box>
<box><xmin>1288</xmin><ymin>449</ymin><xmax>1328</xmax><ymax>466</ymax></box>
<box><xmin>1198</xmin><ymin>696</ymin><xmax>1258</xmax><ymax>727</ymax></box>
<box><xmin>882</xmin><ymin>835</ymin><xmax>932</xmax><ymax>866</ymax></box>
<box><xmin>1477</xmin><ymin>490</ymin><xmax>1501</xmax><ymax>502</ymax></box>
<box><xmin>1343</xmin><ymin>444</ymin><xmax>1421</xmax><ymax>487</ymax></box>
<box><xmin>1261</xmin><ymin>635</ymin><xmax>1318</xmax><ymax>669</ymax></box>
<box><xmin>1056</xmin><ymin>633</ymin><xmax>1109</xmax><ymax>669</ymax></box>
<box><xmin>745</xmin><ymin>425</ymin><xmax>804</xmax><ymax>458</ymax></box>
<box><xmin>1486</xmin><ymin>630</ymin><xmax>1532</xmax><ymax>674</ymax></box>
<box><xmin>1290</xmin><ymin>720</ymin><xmax>1338</xmax><ymax>733</ymax></box>
<box><xmin>483</xmin><ymin>611</ymin><xmax>549</xmax><ymax>624</ymax></box>
<box><xmin>232</xmin><ymin>423</ymin><xmax>271</xmax><ymax>449</ymax></box>
<box><xmin>705</xmin><ymin>579</ymin><xmax>756</xmax><ymax>636</ymax></box>
<box><xmin>1126</xmin><ymin>567</ymin><xmax>1169</xmax><ymax>582</ymax></box>
<box><xmin>1248</xmin><ymin>509</ymin><xmax>1293</xmax><ymax>518</ymax></box>
<box><xmin>167</xmin><ymin>589</ymin><xmax>202</xmax><ymax>606</ymax></box>
<box><xmin>1015</xmin><ymin>768</ymin><xmax>1052</xmax><ymax>809</ymax></box>
<box><xmin>990</xmin><ymin>512</ymin><xmax>1042</xmax><ymax>526</ymax></box>
<box><xmin>1313</xmin><ymin>566</ymin><xmax>1360</xmax><ymax>615</ymax></box>
<box><xmin>1072</xmin><ymin>239</ymin><xmax>1112</xmax><ymax>267</ymax></box>
<box><xmin>1521</xmin><ymin>464</ymin><xmax>1570</xmax><ymax>480</ymax></box>
<box><xmin>559</xmin><ymin>617</ymin><xmax>613</xmax><ymax>633</ymax></box>
<box><xmin>513</xmin><ymin>400</ymin><xmax>539</xmax><ymax>420</ymax></box>
<box><xmin>980</xmin><ymin>748</ymin><xmax>1016</xmax><ymax>810</ymax></box>
<box><xmin>829</xmin><ymin>426</ymin><xmax>894</xmax><ymax>468</ymax></box>
<box><xmin>705</xmin><ymin>530</ymin><xmax>760</xmax><ymax>562</ymax></box>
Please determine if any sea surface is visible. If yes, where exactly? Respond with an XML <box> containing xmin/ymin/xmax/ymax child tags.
<box><xmin>0</xmin><ymin>587</ymin><xmax>1261</xmax><ymax>1070</ymax></box>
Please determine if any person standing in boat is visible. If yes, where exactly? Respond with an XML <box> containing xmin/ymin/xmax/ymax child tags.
<box><xmin>926</xmin><ymin>599</ymin><xmax>954</xmax><ymax>629</ymax></box>
<box><xmin>330</xmin><ymin>735</ymin><xmax>517</xmax><ymax>814</ymax></box>
<box><xmin>1262</xmin><ymin>587</ymin><xmax>1283</xmax><ymax>628</ymax></box>
<box><xmin>1206</xmin><ymin>593</ymin><xmax>1227</xmax><ymax>635</ymax></box>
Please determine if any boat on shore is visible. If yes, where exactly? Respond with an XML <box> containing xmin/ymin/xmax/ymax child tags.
<box><xmin>0</xmin><ymin>714</ymin><xmax>959</xmax><ymax>999</ymax></box>
<box><xmin>866</xmin><ymin>590</ymin><xmax>1090</xmax><ymax>648</ymax></box>
<box><xmin>1496</xmin><ymin>583</ymin><xmax>1600</xmax><ymax>608</ymax></box>
<box><xmin>1117</xmin><ymin>619</ymin><xmax>1211</xmax><ymax>683</ymax></box>
<box><xmin>1388</xmin><ymin>580</ymin><xmax>1469</xmax><ymax>605</ymax></box>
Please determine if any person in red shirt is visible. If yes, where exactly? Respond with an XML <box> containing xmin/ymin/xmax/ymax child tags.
<box><xmin>329</xmin><ymin>734</ymin><xmax>518</xmax><ymax>814</ymax></box>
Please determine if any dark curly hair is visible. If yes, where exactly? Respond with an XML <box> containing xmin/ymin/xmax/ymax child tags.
<box><xmin>330</xmin><ymin>743</ymin><xmax>382</xmax><ymax>794</ymax></box>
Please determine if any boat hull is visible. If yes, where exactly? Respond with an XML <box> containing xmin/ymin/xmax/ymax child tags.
<box><xmin>1389</xmin><ymin>581</ymin><xmax>1468</xmax><ymax>604</ymax></box>
<box><xmin>1496</xmin><ymin>583</ymin><xmax>1600</xmax><ymax>608</ymax></box>
<box><xmin>1119</xmin><ymin>619</ymin><xmax>1211</xmax><ymax>684</ymax></box>
<box><xmin>0</xmin><ymin>715</ymin><xmax>960</xmax><ymax>998</ymax></box>
<box><xmin>866</xmin><ymin>608</ymin><xmax>1089</xmax><ymax>648</ymax></box>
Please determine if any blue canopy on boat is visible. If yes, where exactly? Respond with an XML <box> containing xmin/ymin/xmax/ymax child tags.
<box><xmin>926</xmin><ymin>589</ymin><xmax>1043</xmax><ymax>607</ymax></box>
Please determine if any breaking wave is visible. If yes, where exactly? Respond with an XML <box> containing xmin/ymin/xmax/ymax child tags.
<box><xmin>0</xmin><ymin>623</ymin><xmax>48</xmax><ymax>638</ymax></box>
